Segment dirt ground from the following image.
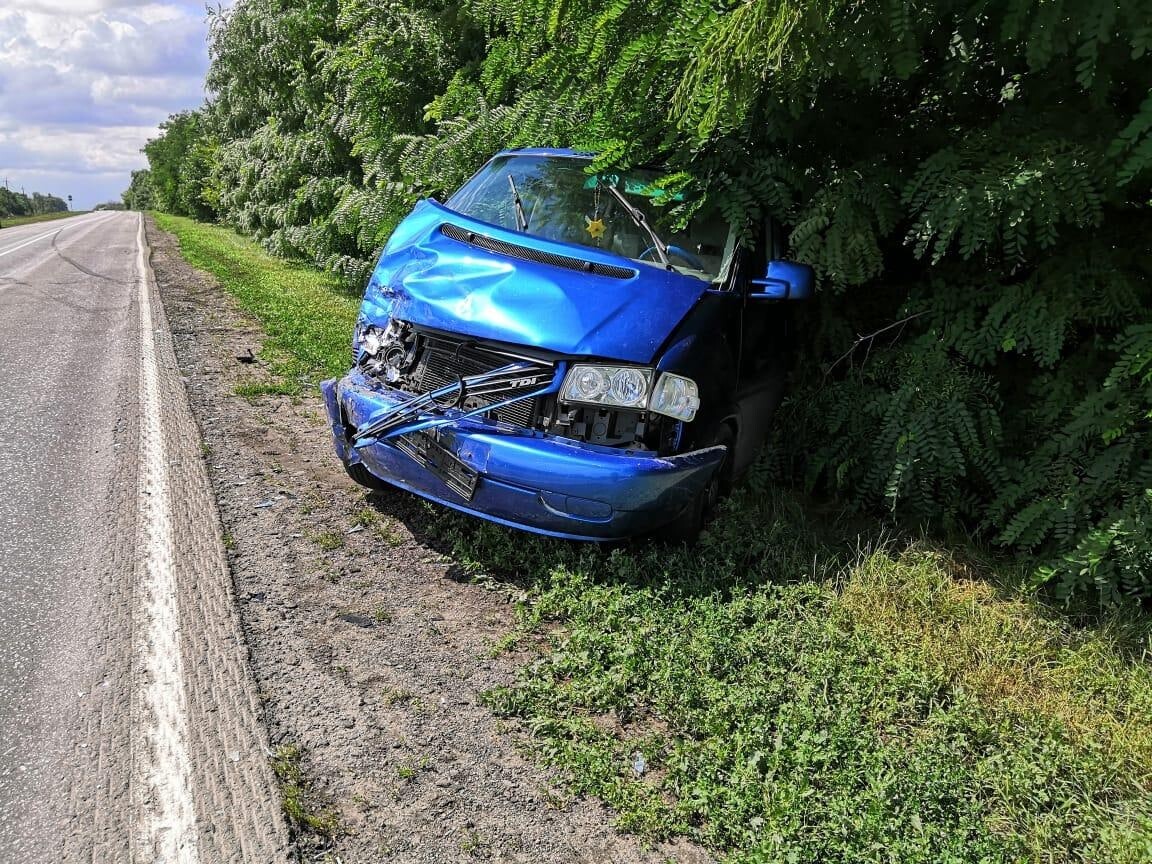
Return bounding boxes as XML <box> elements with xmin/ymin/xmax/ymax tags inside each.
<box><xmin>146</xmin><ymin>219</ymin><xmax>711</xmax><ymax>864</ymax></box>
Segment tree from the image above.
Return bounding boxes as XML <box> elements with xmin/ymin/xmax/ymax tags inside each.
<box><xmin>122</xmin><ymin>169</ymin><xmax>157</xmax><ymax>211</ymax></box>
<box><xmin>143</xmin><ymin>110</ymin><xmax>218</xmax><ymax>219</ymax></box>
<box><xmin>29</xmin><ymin>192</ymin><xmax>66</xmax><ymax>214</ymax></box>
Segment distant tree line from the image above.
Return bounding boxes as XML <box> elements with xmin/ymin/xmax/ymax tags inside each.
<box><xmin>0</xmin><ymin>187</ymin><xmax>68</xmax><ymax>217</ymax></box>
<box><xmin>136</xmin><ymin>0</ymin><xmax>1152</xmax><ymax>602</ymax></box>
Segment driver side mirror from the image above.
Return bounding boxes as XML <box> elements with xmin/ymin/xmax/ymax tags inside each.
<box><xmin>750</xmin><ymin>260</ymin><xmax>814</xmax><ymax>300</ymax></box>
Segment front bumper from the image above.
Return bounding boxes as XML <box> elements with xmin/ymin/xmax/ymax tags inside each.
<box><xmin>321</xmin><ymin>371</ymin><xmax>725</xmax><ymax>540</ymax></box>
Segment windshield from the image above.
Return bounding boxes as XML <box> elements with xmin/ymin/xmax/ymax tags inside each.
<box><xmin>445</xmin><ymin>154</ymin><xmax>737</xmax><ymax>283</ymax></box>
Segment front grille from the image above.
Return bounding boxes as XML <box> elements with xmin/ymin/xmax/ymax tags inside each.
<box><xmin>413</xmin><ymin>335</ymin><xmax>542</xmax><ymax>429</ymax></box>
<box><xmin>440</xmin><ymin>223</ymin><xmax>637</xmax><ymax>280</ymax></box>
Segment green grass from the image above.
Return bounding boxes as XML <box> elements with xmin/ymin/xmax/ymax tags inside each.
<box><xmin>0</xmin><ymin>210</ymin><xmax>90</xmax><ymax>229</ymax></box>
<box><xmin>270</xmin><ymin>744</ymin><xmax>341</xmax><ymax>840</ymax></box>
<box><xmin>234</xmin><ymin>380</ymin><xmax>299</xmax><ymax>402</ymax></box>
<box><xmin>308</xmin><ymin>530</ymin><xmax>345</xmax><ymax>552</ymax></box>
<box><xmin>152</xmin><ymin>213</ymin><xmax>359</xmax><ymax>388</ymax></box>
<box><xmin>428</xmin><ymin>472</ymin><xmax>1152</xmax><ymax>864</ymax></box>
<box><xmin>158</xmin><ymin>215</ymin><xmax>1152</xmax><ymax>863</ymax></box>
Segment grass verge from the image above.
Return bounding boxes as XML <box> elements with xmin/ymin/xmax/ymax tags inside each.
<box><xmin>0</xmin><ymin>210</ymin><xmax>90</xmax><ymax>229</ymax></box>
<box><xmin>430</xmin><ymin>474</ymin><xmax>1152</xmax><ymax>863</ymax></box>
<box><xmin>151</xmin><ymin>213</ymin><xmax>359</xmax><ymax>387</ymax></box>
<box><xmin>157</xmin><ymin>215</ymin><xmax>1152</xmax><ymax>863</ymax></box>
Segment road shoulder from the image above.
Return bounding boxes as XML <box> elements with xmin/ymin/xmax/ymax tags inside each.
<box><xmin>136</xmin><ymin>217</ymin><xmax>291</xmax><ymax>861</ymax></box>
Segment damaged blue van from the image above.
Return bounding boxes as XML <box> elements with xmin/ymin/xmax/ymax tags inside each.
<box><xmin>321</xmin><ymin>148</ymin><xmax>812</xmax><ymax>540</ymax></box>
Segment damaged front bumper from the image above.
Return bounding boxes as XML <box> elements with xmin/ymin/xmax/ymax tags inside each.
<box><xmin>321</xmin><ymin>370</ymin><xmax>725</xmax><ymax>540</ymax></box>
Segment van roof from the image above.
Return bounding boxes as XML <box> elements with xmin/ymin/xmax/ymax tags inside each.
<box><xmin>492</xmin><ymin>147</ymin><xmax>595</xmax><ymax>160</ymax></box>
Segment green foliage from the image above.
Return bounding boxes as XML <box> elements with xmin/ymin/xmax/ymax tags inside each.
<box><xmin>0</xmin><ymin>187</ymin><xmax>67</xmax><ymax>217</ymax></box>
<box><xmin>143</xmin><ymin>111</ymin><xmax>218</xmax><ymax>219</ymax></box>
<box><xmin>122</xmin><ymin>169</ymin><xmax>156</xmax><ymax>211</ymax></box>
<box><xmin>146</xmin><ymin>0</ymin><xmax>1152</xmax><ymax>601</ymax></box>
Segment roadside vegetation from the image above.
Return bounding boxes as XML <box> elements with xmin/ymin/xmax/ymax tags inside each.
<box><xmin>445</xmin><ymin>494</ymin><xmax>1152</xmax><ymax>863</ymax></box>
<box><xmin>0</xmin><ymin>187</ymin><xmax>69</xmax><ymax>223</ymax></box>
<box><xmin>0</xmin><ymin>211</ymin><xmax>87</xmax><ymax>230</ymax></box>
<box><xmin>136</xmin><ymin>0</ymin><xmax>1151</xmax><ymax>603</ymax></box>
<box><xmin>154</xmin><ymin>213</ymin><xmax>1152</xmax><ymax>862</ymax></box>
<box><xmin>152</xmin><ymin>213</ymin><xmax>357</xmax><ymax>384</ymax></box>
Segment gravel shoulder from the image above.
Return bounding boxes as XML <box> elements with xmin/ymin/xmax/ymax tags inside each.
<box><xmin>146</xmin><ymin>218</ymin><xmax>708</xmax><ymax>863</ymax></box>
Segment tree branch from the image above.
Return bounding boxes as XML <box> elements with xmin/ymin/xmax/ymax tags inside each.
<box><xmin>824</xmin><ymin>312</ymin><xmax>926</xmax><ymax>379</ymax></box>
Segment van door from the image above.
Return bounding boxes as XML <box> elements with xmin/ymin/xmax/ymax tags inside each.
<box><xmin>733</xmin><ymin>220</ymin><xmax>790</xmax><ymax>474</ymax></box>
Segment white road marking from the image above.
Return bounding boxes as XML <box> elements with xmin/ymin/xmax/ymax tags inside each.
<box><xmin>0</xmin><ymin>212</ymin><xmax>115</xmax><ymax>260</ymax></box>
<box><xmin>133</xmin><ymin>213</ymin><xmax>200</xmax><ymax>862</ymax></box>
<box><xmin>0</xmin><ymin>227</ymin><xmax>64</xmax><ymax>259</ymax></box>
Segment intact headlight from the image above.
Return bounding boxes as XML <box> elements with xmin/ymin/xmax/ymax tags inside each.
<box><xmin>560</xmin><ymin>365</ymin><xmax>653</xmax><ymax>409</ymax></box>
<box><xmin>649</xmin><ymin>373</ymin><xmax>700</xmax><ymax>422</ymax></box>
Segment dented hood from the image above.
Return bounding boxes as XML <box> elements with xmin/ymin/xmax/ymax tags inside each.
<box><xmin>360</xmin><ymin>199</ymin><xmax>706</xmax><ymax>364</ymax></box>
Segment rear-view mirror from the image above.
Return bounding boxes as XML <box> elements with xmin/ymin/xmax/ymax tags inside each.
<box><xmin>750</xmin><ymin>260</ymin><xmax>814</xmax><ymax>300</ymax></box>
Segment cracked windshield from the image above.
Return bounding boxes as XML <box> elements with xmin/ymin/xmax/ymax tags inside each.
<box><xmin>447</xmin><ymin>153</ymin><xmax>736</xmax><ymax>282</ymax></box>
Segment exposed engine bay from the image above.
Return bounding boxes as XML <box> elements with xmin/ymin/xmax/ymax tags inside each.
<box><xmin>355</xmin><ymin>319</ymin><xmax>679</xmax><ymax>453</ymax></box>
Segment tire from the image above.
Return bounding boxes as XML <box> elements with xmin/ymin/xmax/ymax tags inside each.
<box><xmin>343</xmin><ymin>460</ymin><xmax>393</xmax><ymax>492</ymax></box>
<box><xmin>654</xmin><ymin>425</ymin><xmax>735</xmax><ymax>543</ymax></box>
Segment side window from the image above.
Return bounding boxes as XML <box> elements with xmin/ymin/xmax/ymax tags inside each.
<box><xmin>765</xmin><ymin>218</ymin><xmax>786</xmax><ymax>261</ymax></box>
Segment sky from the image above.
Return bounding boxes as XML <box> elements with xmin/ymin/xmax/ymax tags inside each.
<box><xmin>0</xmin><ymin>1</ymin><xmax>219</xmax><ymax>209</ymax></box>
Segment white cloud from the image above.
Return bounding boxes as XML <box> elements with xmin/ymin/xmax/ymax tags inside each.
<box><xmin>0</xmin><ymin>0</ymin><xmax>212</xmax><ymax>208</ymax></box>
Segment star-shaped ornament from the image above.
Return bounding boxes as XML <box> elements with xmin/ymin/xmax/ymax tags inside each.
<box><xmin>585</xmin><ymin>216</ymin><xmax>606</xmax><ymax>239</ymax></box>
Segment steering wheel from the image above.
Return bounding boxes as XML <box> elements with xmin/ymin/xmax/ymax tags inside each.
<box><xmin>639</xmin><ymin>244</ymin><xmax>706</xmax><ymax>271</ymax></box>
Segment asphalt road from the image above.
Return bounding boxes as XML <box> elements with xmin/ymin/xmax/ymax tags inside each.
<box><xmin>0</xmin><ymin>212</ymin><xmax>288</xmax><ymax>862</ymax></box>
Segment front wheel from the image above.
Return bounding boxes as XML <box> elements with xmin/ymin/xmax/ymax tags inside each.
<box><xmin>655</xmin><ymin>425</ymin><xmax>734</xmax><ymax>542</ymax></box>
<box><xmin>343</xmin><ymin>460</ymin><xmax>393</xmax><ymax>492</ymax></box>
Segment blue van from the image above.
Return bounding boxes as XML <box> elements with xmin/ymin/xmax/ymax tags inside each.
<box><xmin>321</xmin><ymin>148</ymin><xmax>812</xmax><ymax>539</ymax></box>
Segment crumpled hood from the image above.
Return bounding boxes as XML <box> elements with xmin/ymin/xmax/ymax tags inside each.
<box><xmin>359</xmin><ymin>199</ymin><xmax>706</xmax><ymax>364</ymax></box>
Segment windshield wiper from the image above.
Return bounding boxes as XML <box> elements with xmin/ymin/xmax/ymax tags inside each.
<box><xmin>507</xmin><ymin>174</ymin><xmax>529</xmax><ymax>232</ymax></box>
<box><xmin>603</xmin><ymin>181</ymin><xmax>670</xmax><ymax>268</ymax></box>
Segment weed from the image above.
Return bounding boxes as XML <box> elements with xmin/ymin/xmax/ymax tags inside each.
<box><xmin>297</xmin><ymin>493</ymin><xmax>323</xmax><ymax>515</ymax></box>
<box><xmin>235</xmin><ymin>380</ymin><xmax>298</xmax><ymax>402</ymax></box>
<box><xmin>459</xmin><ymin>830</ymin><xmax>490</xmax><ymax>856</ymax></box>
<box><xmin>352</xmin><ymin>507</ymin><xmax>378</xmax><ymax>528</ymax></box>
<box><xmin>487</xmin><ymin>632</ymin><xmax>520</xmax><ymax>658</ymax></box>
<box><xmin>270</xmin><ymin>744</ymin><xmax>340</xmax><ymax>840</ymax></box>
<box><xmin>308</xmin><ymin>531</ymin><xmax>344</xmax><ymax>552</ymax></box>
<box><xmin>395</xmin><ymin>756</ymin><xmax>429</xmax><ymax>781</ymax></box>
<box><xmin>375</xmin><ymin>522</ymin><xmax>405</xmax><ymax>547</ymax></box>
<box><xmin>221</xmin><ymin>532</ymin><xmax>237</xmax><ymax>551</ymax></box>
<box><xmin>381</xmin><ymin>687</ymin><xmax>415</xmax><ymax>707</ymax></box>
<box><xmin>373</xmin><ymin>606</ymin><xmax>392</xmax><ymax>623</ymax></box>
<box><xmin>436</xmin><ymin>484</ymin><xmax>1152</xmax><ymax>862</ymax></box>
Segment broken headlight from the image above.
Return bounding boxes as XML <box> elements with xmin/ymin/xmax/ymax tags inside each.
<box><xmin>560</xmin><ymin>365</ymin><xmax>653</xmax><ymax>410</ymax></box>
<box><xmin>357</xmin><ymin>319</ymin><xmax>417</xmax><ymax>383</ymax></box>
